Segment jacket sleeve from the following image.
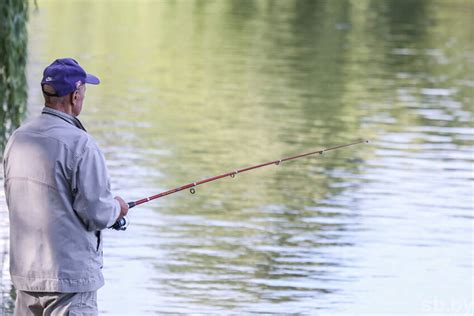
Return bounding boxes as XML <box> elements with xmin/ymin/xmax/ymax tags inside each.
<box><xmin>72</xmin><ymin>143</ymin><xmax>120</xmax><ymax>231</ymax></box>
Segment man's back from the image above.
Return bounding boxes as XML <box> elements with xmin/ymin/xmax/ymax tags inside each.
<box><xmin>3</xmin><ymin>107</ymin><xmax>120</xmax><ymax>293</ymax></box>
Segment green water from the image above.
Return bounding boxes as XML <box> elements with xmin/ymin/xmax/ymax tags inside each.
<box><xmin>1</xmin><ymin>0</ymin><xmax>473</xmax><ymax>314</ymax></box>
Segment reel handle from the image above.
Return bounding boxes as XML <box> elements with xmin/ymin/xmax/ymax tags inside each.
<box><xmin>110</xmin><ymin>216</ymin><xmax>128</xmax><ymax>231</ymax></box>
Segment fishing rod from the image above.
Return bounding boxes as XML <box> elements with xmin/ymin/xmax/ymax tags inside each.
<box><xmin>111</xmin><ymin>139</ymin><xmax>368</xmax><ymax>230</ymax></box>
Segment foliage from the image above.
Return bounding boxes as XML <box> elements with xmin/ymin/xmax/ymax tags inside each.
<box><xmin>0</xmin><ymin>0</ymin><xmax>28</xmax><ymax>149</ymax></box>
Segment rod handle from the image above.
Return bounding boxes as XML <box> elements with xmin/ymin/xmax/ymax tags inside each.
<box><xmin>109</xmin><ymin>201</ymin><xmax>135</xmax><ymax>230</ymax></box>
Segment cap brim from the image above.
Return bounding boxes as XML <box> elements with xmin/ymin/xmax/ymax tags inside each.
<box><xmin>85</xmin><ymin>73</ymin><xmax>100</xmax><ymax>85</ymax></box>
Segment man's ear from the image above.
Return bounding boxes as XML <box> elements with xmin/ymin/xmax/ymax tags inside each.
<box><xmin>71</xmin><ymin>90</ymin><xmax>78</xmax><ymax>106</ymax></box>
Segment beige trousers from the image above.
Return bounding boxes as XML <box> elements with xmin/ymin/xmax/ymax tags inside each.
<box><xmin>14</xmin><ymin>290</ymin><xmax>98</xmax><ymax>316</ymax></box>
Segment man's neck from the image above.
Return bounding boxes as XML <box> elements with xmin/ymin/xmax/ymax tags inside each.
<box><xmin>45</xmin><ymin>103</ymin><xmax>74</xmax><ymax>116</ymax></box>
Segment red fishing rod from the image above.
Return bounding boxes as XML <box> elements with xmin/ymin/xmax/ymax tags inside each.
<box><xmin>111</xmin><ymin>139</ymin><xmax>368</xmax><ymax>230</ymax></box>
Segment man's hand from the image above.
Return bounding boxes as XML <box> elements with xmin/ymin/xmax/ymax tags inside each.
<box><xmin>114</xmin><ymin>196</ymin><xmax>129</xmax><ymax>220</ymax></box>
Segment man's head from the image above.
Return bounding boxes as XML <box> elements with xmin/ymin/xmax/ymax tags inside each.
<box><xmin>41</xmin><ymin>58</ymin><xmax>100</xmax><ymax>116</ymax></box>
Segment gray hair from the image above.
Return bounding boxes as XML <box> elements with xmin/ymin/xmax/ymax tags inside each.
<box><xmin>42</xmin><ymin>84</ymin><xmax>68</xmax><ymax>104</ymax></box>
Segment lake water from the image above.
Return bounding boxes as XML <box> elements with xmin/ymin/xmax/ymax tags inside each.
<box><xmin>1</xmin><ymin>0</ymin><xmax>473</xmax><ymax>315</ymax></box>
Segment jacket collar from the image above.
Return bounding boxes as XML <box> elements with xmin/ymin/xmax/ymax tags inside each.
<box><xmin>41</xmin><ymin>107</ymin><xmax>87</xmax><ymax>132</ymax></box>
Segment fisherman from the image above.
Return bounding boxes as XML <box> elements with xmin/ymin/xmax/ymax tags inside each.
<box><xmin>3</xmin><ymin>58</ymin><xmax>129</xmax><ymax>315</ymax></box>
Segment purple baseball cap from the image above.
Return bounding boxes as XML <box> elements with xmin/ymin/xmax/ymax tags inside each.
<box><xmin>41</xmin><ymin>58</ymin><xmax>100</xmax><ymax>97</ymax></box>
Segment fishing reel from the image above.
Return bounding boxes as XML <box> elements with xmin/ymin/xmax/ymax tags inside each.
<box><xmin>110</xmin><ymin>216</ymin><xmax>129</xmax><ymax>231</ymax></box>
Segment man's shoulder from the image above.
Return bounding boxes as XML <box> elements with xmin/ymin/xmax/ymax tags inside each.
<box><xmin>11</xmin><ymin>114</ymin><xmax>99</xmax><ymax>154</ymax></box>
<box><xmin>53</xmin><ymin>123</ymin><xmax>101</xmax><ymax>156</ymax></box>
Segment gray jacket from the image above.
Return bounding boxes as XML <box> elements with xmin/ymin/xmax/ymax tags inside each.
<box><xmin>3</xmin><ymin>107</ymin><xmax>120</xmax><ymax>293</ymax></box>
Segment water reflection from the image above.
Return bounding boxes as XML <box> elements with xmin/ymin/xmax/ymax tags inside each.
<box><xmin>1</xmin><ymin>0</ymin><xmax>473</xmax><ymax>314</ymax></box>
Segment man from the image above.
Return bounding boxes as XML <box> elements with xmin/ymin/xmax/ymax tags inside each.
<box><xmin>3</xmin><ymin>58</ymin><xmax>129</xmax><ymax>315</ymax></box>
